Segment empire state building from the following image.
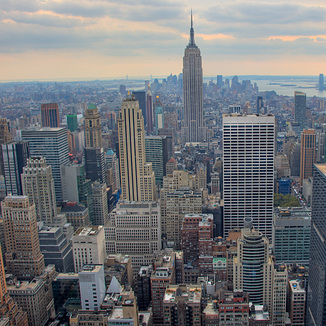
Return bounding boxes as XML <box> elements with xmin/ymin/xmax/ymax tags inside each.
<box><xmin>182</xmin><ymin>14</ymin><xmax>207</xmax><ymax>143</ymax></box>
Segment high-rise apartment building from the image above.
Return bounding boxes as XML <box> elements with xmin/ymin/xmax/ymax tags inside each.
<box><xmin>163</xmin><ymin>284</ymin><xmax>202</xmax><ymax>326</ymax></box>
<box><xmin>307</xmin><ymin>164</ymin><xmax>326</xmax><ymax>325</ymax></box>
<box><xmin>223</xmin><ymin>114</ymin><xmax>275</xmax><ymax>238</ymax></box>
<box><xmin>151</xmin><ymin>252</ymin><xmax>176</xmax><ymax>325</ymax></box>
<box><xmin>288</xmin><ymin>279</ymin><xmax>306</xmax><ymax>326</ymax></box>
<box><xmin>2</xmin><ymin>195</ymin><xmax>45</xmax><ymax>280</ymax></box>
<box><xmin>92</xmin><ymin>181</ymin><xmax>108</xmax><ymax>226</ymax></box>
<box><xmin>233</xmin><ymin>219</ymin><xmax>288</xmax><ymax>325</ymax></box>
<box><xmin>182</xmin><ymin>14</ymin><xmax>207</xmax><ymax>143</ymax></box>
<box><xmin>0</xmin><ymin>245</ymin><xmax>28</xmax><ymax>326</ymax></box>
<box><xmin>106</xmin><ymin>201</ymin><xmax>161</xmax><ymax>274</ymax></box>
<box><xmin>41</xmin><ymin>103</ymin><xmax>60</xmax><ymax>128</ymax></box>
<box><xmin>22</xmin><ymin>156</ymin><xmax>57</xmax><ymax>223</ymax></box>
<box><xmin>22</xmin><ymin>127</ymin><xmax>69</xmax><ymax>202</ymax></box>
<box><xmin>145</xmin><ymin>135</ymin><xmax>168</xmax><ymax>186</ymax></box>
<box><xmin>294</xmin><ymin>91</ymin><xmax>306</xmax><ymax>130</ymax></box>
<box><xmin>84</xmin><ymin>104</ymin><xmax>102</xmax><ymax>148</ymax></box>
<box><xmin>300</xmin><ymin>129</ymin><xmax>316</xmax><ymax>186</ymax></box>
<box><xmin>72</xmin><ymin>226</ymin><xmax>106</xmax><ymax>273</ymax></box>
<box><xmin>2</xmin><ymin>141</ymin><xmax>30</xmax><ymax>196</ymax></box>
<box><xmin>117</xmin><ymin>96</ymin><xmax>156</xmax><ymax>201</ymax></box>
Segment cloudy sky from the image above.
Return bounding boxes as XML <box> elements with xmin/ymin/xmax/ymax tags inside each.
<box><xmin>1</xmin><ymin>0</ymin><xmax>326</xmax><ymax>81</ymax></box>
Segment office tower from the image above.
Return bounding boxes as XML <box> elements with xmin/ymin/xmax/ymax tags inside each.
<box><xmin>106</xmin><ymin>201</ymin><xmax>161</xmax><ymax>274</ymax></box>
<box><xmin>67</xmin><ymin>114</ymin><xmax>78</xmax><ymax>132</ymax></box>
<box><xmin>154</xmin><ymin>95</ymin><xmax>164</xmax><ymax>133</ymax></box>
<box><xmin>163</xmin><ymin>284</ymin><xmax>202</xmax><ymax>325</ymax></box>
<box><xmin>84</xmin><ymin>147</ymin><xmax>106</xmax><ymax>184</ymax></box>
<box><xmin>92</xmin><ymin>181</ymin><xmax>108</xmax><ymax>226</ymax></box>
<box><xmin>294</xmin><ymin>91</ymin><xmax>306</xmax><ymax>130</ymax></box>
<box><xmin>79</xmin><ymin>265</ymin><xmax>106</xmax><ymax>311</ymax></box>
<box><xmin>61</xmin><ymin>163</ymin><xmax>93</xmax><ymax>216</ymax></box>
<box><xmin>22</xmin><ymin>127</ymin><xmax>69</xmax><ymax>202</ymax></box>
<box><xmin>60</xmin><ymin>203</ymin><xmax>90</xmax><ymax>230</ymax></box>
<box><xmin>273</xmin><ymin>207</ymin><xmax>311</xmax><ymax>264</ymax></box>
<box><xmin>41</xmin><ymin>103</ymin><xmax>60</xmax><ymax>128</ymax></box>
<box><xmin>117</xmin><ymin>96</ymin><xmax>156</xmax><ymax>201</ymax></box>
<box><xmin>216</xmin><ymin>75</ymin><xmax>223</xmax><ymax>87</ymax></box>
<box><xmin>132</xmin><ymin>90</ymin><xmax>147</xmax><ymax>125</ymax></box>
<box><xmin>288</xmin><ymin>280</ymin><xmax>306</xmax><ymax>325</ymax></box>
<box><xmin>2</xmin><ymin>195</ymin><xmax>45</xmax><ymax>280</ymax></box>
<box><xmin>300</xmin><ymin>129</ymin><xmax>316</xmax><ymax>186</ymax></box>
<box><xmin>22</xmin><ymin>156</ymin><xmax>57</xmax><ymax>223</ymax></box>
<box><xmin>7</xmin><ymin>271</ymin><xmax>56</xmax><ymax>326</ymax></box>
<box><xmin>2</xmin><ymin>141</ymin><xmax>30</xmax><ymax>196</ymax></box>
<box><xmin>319</xmin><ymin>73</ymin><xmax>324</xmax><ymax>91</ymax></box>
<box><xmin>105</xmin><ymin>149</ymin><xmax>120</xmax><ymax>190</ymax></box>
<box><xmin>257</xmin><ymin>96</ymin><xmax>264</xmax><ymax>114</ymax></box>
<box><xmin>182</xmin><ymin>14</ymin><xmax>207</xmax><ymax>143</ymax></box>
<box><xmin>38</xmin><ymin>224</ymin><xmax>74</xmax><ymax>272</ymax></box>
<box><xmin>158</xmin><ymin>128</ymin><xmax>174</xmax><ymax>159</ymax></box>
<box><xmin>223</xmin><ymin>114</ymin><xmax>275</xmax><ymax>238</ymax></box>
<box><xmin>307</xmin><ymin>163</ymin><xmax>326</xmax><ymax>325</ymax></box>
<box><xmin>145</xmin><ymin>135</ymin><xmax>168</xmax><ymax>186</ymax></box>
<box><xmin>151</xmin><ymin>252</ymin><xmax>177</xmax><ymax>325</ymax></box>
<box><xmin>84</xmin><ymin>104</ymin><xmax>102</xmax><ymax>148</ymax></box>
<box><xmin>107</xmin><ymin>111</ymin><xmax>116</xmax><ymax>130</ymax></box>
<box><xmin>72</xmin><ymin>226</ymin><xmax>105</xmax><ymax>272</ymax></box>
<box><xmin>0</xmin><ymin>245</ymin><xmax>28</xmax><ymax>326</ymax></box>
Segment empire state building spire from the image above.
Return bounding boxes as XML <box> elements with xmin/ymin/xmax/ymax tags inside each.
<box><xmin>182</xmin><ymin>12</ymin><xmax>207</xmax><ymax>143</ymax></box>
<box><xmin>189</xmin><ymin>10</ymin><xmax>195</xmax><ymax>46</ymax></box>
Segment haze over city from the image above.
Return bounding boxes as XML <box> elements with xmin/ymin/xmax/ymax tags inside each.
<box><xmin>2</xmin><ymin>0</ymin><xmax>326</xmax><ymax>81</ymax></box>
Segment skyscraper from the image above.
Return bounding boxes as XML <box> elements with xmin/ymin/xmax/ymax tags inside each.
<box><xmin>67</xmin><ymin>114</ymin><xmax>78</xmax><ymax>132</ymax></box>
<box><xmin>319</xmin><ymin>73</ymin><xmax>324</xmax><ymax>92</ymax></box>
<box><xmin>2</xmin><ymin>195</ymin><xmax>45</xmax><ymax>280</ymax></box>
<box><xmin>294</xmin><ymin>91</ymin><xmax>306</xmax><ymax>130</ymax></box>
<box><xmin>2</xmin><ymin>141</ymin><xmax>30</xmax><ymax>196</ymax></box>
<box><xmin>41</xmin><ymin>103</ymin><xmax>60</xmax><ymax>128</ymax></box>
<box><xmin>307</xmin><ymin>164</ymin><xmax>326</xmax><ymax>325</ymax></box>
<box><xmin>84</xmin><ymin>104</ymin><xmax>102</xmax><ymax>148</ymax></box>
<box><xmin>22</xmin><ymin>127</ymin><xmax>69</xmax><ymax>202</ymax></box>
<box><xmin>223</xmin><ymin>114</ymin><xmax>275</xmax><ymax>238</ymax></box>
<box><xmin>300</xmin><ymin>129</ymin><xmax>316</xmax><ymax>186</ymax></box>
<box><xmin>182</xmin><ymin>13</ymin><xmax>207</xmax><ymax>143</ymax></box>
<box><xmin>0</xmin><ymin>244</ymin><xmax>28</xmax><ymax>325</ymax></box>
<box><xmin>117</xmin><ymin>96</ymin><xmax>156</xmax><ymax>201</ymax></box>
<box><xmin>22</xmin><ymin>156</ymin><xmax>57</xmax><ymax>224</ymax></box>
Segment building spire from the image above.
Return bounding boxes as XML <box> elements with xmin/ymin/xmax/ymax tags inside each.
<box><xmin>189</xmin><ymin>10</ymin><xmax>195</xmax><ymax>46</ymax></box>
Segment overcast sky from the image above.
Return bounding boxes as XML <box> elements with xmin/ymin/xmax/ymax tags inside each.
<box><xmin>1</xmin><ymin>0</ymin><xmax>326</xmax><ymax>81</ymax></box>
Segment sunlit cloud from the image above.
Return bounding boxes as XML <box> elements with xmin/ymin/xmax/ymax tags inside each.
<box><xmin>265</xmin><ymin>35</ymin><xmax>326</xmax><ymax>42</ymax></box>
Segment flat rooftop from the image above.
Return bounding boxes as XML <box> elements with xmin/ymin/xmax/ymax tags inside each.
<box><xmin>74</xmin><ymin>226</ymin><xmax>102</xmax><ymax>236</ymax></box>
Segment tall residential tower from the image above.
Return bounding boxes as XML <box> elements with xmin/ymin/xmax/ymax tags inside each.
<box><xmin>182</xmin><ymin>13</ymin><xmax>207</xmax><ymax>143</ymax></box>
